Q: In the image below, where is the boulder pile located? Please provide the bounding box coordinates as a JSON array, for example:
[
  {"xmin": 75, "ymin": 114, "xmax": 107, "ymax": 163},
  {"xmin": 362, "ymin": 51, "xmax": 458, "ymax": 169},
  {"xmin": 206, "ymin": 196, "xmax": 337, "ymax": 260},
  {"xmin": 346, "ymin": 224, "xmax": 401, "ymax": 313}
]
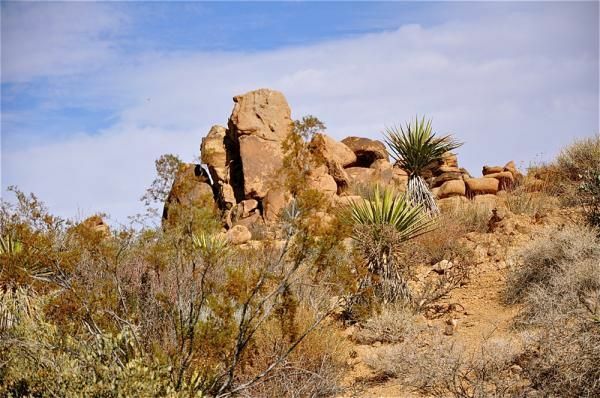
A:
[{"xmin": 163, "ymin": 88, "xmax": 526, "ymax": 240}]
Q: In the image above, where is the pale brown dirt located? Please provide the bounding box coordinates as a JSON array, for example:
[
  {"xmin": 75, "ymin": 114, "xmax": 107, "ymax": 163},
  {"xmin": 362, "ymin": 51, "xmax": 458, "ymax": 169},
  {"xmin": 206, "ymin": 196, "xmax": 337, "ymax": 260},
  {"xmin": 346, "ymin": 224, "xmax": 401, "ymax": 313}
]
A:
[{"xmin": 337, "ymin": 207, "xmax": 581, "ymax": 397}]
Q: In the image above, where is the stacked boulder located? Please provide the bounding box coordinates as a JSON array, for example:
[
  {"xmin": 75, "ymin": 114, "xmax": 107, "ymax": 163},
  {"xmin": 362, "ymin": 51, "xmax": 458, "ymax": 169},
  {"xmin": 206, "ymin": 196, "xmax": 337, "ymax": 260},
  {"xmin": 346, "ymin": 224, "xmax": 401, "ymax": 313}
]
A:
[
  {"xmin": 163, "ymin": 88, "xmax": 525, "ymax": 240},
  {"xmin": 164, "ymin": 89, "xmax": 408, "ymax": 235}
]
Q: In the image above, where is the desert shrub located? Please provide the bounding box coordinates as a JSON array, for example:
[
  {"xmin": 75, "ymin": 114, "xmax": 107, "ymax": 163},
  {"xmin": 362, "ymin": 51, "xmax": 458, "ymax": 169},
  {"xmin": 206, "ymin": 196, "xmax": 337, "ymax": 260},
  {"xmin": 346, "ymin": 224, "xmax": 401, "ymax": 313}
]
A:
[
  {"xmin": 506, "ymin": 224, "xmax": 600, "ymax": 397},
  {"xmin": 505, "ymin": 225, "xmax": 600, "ymax": 305},
  {"xmin": 505, "ymin": 189, "xmax": 556, "ymax": 217},
  {"xmin": 580, "ymin": 169, "xmax": 600, "ymax": 229},
  {"xmin": 245, "ymin": 312, "xmax": 349, "ymax": 397},
  {"xmin": 556, "ymin": 135, "xmax": 600, "ymax": 182},
  {"xmin": 0, "ymin": 300, "xmax": 194, "ymax": 397},
  {"xmin": 527, "ymin": 135, "xmax": 600, "ymax": 209},
  {"xmin": 364, "ymin": 334, "xmax": 524, "ymax": 398},
  {"xmin": 0, "ymin": 185, "xmax": 352, "ymax": 397},
  {"xmin": 352, "ymin": 303, "xmax": 419, "ymax": 345}
]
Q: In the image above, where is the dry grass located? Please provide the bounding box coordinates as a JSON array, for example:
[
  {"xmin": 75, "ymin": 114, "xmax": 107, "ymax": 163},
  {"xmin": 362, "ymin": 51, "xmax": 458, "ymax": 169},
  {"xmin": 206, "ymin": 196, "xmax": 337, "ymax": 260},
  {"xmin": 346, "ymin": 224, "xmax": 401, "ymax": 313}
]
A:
[
  {"xmin": 505, "ymin": 225, "xmax": 600, "ymax": 306},
  {"xmin": 352, "ymin": 304, "xmax": 420, "ymax": 345},
  {"xmin": 506, "ymin": 224, "xmax": 600, "ymax": 397},
  {"xmin": 364, "ymin": 333, "xmax": 525, "ymax": 398},
  {"xmin": 247, "ymin": 313, "xmax": 349, "ymax": 398}
]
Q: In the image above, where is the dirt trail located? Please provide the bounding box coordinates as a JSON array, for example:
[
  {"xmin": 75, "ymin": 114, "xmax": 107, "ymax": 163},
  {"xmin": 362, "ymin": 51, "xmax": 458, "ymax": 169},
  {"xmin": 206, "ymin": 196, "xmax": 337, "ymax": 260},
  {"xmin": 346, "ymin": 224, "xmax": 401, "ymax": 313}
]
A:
[{"xmin": 338, "ymin": 209, "xmax": 575, "ymax": 397}]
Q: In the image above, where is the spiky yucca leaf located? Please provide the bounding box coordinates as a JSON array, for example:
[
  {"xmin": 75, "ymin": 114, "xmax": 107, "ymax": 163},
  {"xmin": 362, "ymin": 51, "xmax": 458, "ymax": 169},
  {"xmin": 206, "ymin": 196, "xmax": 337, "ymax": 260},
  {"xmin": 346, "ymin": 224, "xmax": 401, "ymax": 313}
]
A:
[
  {"xmin": 193, "ymin": 232, "xmax": 229, "ymax": 260},
  {"xmin": 349, "ymin": 185, "xmax": 435, "ymax": 243},
  {"xmin": 384, "ymin": 116, "xmax": 463, "ymax": 176}
]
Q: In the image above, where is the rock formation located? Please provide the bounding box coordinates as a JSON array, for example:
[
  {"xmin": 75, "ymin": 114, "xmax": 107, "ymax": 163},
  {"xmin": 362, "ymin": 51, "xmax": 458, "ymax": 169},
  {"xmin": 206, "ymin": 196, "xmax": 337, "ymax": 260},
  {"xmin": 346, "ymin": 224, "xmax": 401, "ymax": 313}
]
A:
[{"xmin": 163, "ymin": 88, "xmax": 527, "ymax": 242}]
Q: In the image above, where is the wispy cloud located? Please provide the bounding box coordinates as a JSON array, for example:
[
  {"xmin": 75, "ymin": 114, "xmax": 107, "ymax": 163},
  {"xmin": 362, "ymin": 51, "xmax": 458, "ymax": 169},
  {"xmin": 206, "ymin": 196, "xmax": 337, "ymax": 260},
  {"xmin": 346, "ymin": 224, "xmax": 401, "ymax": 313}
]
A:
[{"xmin": 2, "ymin": 2, "xmax": 598, "ymax": 223}]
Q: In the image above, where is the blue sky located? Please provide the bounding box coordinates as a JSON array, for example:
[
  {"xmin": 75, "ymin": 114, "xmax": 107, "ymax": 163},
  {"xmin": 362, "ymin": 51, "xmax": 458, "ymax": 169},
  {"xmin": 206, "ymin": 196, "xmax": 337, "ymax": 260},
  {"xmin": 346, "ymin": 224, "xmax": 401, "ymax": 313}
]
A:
[{"xmin": 1, "ymin": 1, "xmax": 599, "ymax": 223}]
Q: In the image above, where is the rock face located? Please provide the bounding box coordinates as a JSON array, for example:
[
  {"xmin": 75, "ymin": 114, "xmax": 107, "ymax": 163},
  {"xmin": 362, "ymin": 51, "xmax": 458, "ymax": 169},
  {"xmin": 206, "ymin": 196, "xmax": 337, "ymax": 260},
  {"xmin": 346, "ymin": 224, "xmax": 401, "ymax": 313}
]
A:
[
  {"xmin": 342, "ymin": 137, "xmax": 389, "ymax": 167},
  {"xmin": 201, "ymin": 125, "xmax": 229, "ymax": 183},
  {"xmin": 228, "ymin": 89, "xmax": 292, "ymax": 199},
  {"xmin": 163, "ymin": 163, "xmax": 215, "ymax": 223}
]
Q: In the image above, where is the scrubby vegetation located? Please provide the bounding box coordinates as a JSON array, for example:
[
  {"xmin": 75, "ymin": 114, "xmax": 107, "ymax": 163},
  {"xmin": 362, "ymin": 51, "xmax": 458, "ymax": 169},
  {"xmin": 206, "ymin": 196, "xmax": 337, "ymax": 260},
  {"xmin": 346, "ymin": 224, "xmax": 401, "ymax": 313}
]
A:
[{"xmin": 1, "ymin": 130, "xmax": 598, "ymax": 397}]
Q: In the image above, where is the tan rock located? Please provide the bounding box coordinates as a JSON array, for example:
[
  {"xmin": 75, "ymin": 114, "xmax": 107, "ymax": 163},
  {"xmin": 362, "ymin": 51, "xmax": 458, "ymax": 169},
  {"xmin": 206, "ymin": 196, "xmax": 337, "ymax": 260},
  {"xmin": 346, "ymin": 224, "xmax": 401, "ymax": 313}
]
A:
[
  {"xmin": 465, "ymin": 177, "xmax": 499, "ymax": 196},
  {"xmin": 438, "ymin": 179, "xmax": 466, "ymax": 199},
  {"xmin": 341, "ymin": 136, "xmax": 389, "ymax": 167},
  {"xmin": 263, "ymin": 188, "xmax": 291, "ymax": 222},
  {"xmin": 216, "ymin": 182, "xmax": 236, "ymax": 209},
  {"xmin": 307, "ymin": 166, "xmax": 337, "ymax": 196},
  {"xmin": 228, "ymin": 89, "xmax": 291, "ymax": 199},
  {"xmin": 483, "ymin": 171, "xmax": 514, "ymax": 190},
  {"xmin": 436, "ymin": 165, "xmax": 461, "ymax": 175},
  {"xmin": 431, "ymin": 172, "xmax": 463, "ymax": 188},
  {"xmin": 82, "ymin": 215, "xmax": 110, "ymax": 237},
  {"xmin": 228, "ymin": 88, "xmax": 292, "ymax": 141},
  {"xmin": 239, "ymin": 199, "xmax": 258, "ymax": 218},
  {"xmin": 441, "ymin": 152, "xmax": 458, "ymax": 168},
  {"xmin": 233, "ymin": 212, "xmax": 262, "ymax": 229},
  {"xmin": 226, "ymin": 225, "xmax": 252, "ymax": 245},
  {"xmin": 310, "ymin": 133, "xmax": 356, "ymax": 167},
  {"xmin": 238, "ymin": 135, "xmax": 284, "ymax": 199},
  {"xmin": 201, "ymin": 125, "xmax": 229, "ymax": 182},
  {"xmin": 346, "ymin": 167, "xmax": 376, "ymax": 187},
  {"xmin": 482, "ymin": 165, "xmax": 504, "ymax": 176}
]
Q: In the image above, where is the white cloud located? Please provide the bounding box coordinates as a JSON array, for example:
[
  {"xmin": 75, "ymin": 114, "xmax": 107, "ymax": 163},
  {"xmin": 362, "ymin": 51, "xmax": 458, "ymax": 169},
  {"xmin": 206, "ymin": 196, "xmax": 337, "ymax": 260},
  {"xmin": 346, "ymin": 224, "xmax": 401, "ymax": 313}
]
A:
[
  {"xmin": 1, "ymin": 2, "xmax": 125, "ymax": 82},
  {"xmin": 2, "ymin": 2, "xmax": 598, "ymax": 223}
]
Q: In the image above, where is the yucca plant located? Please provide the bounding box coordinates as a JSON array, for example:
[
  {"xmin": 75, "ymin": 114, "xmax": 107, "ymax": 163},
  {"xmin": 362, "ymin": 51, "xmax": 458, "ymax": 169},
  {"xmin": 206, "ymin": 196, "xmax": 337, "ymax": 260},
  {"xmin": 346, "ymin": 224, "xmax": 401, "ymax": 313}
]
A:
[
  {"xmin": 384, "ymin": 116, "xmax": 463, "ymax": 214},
  {"xmin": 348, "ymin": 185, "xmax": 435, "ymax": 303}
]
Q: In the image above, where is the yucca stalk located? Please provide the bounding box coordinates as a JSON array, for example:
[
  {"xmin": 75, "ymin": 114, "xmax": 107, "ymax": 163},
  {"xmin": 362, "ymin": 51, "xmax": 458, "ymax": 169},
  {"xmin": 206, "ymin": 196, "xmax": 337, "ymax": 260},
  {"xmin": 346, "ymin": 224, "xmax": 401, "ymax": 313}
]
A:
[
  {"xmin": 384, "ymin": 116, "xmax": 463, "ymax": 214},
  {"xmin": 348, "ymin": 185, "xmax": 435, "ymax": 303}
]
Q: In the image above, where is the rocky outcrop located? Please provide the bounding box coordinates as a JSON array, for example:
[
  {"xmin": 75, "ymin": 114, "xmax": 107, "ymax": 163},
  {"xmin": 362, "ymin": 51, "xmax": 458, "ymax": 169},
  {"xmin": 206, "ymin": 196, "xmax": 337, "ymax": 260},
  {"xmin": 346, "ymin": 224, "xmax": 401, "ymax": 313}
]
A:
[
  {"xmin": 341, "ymin": 137, "xmax": 388, "ymax": 167},
  {"xmin": 165, "ymin": 88, "xmax": 526, "ymax": 234},
  {"xmin": 228, "ymin": 89, "xmax": 292, "ymax": 200}
]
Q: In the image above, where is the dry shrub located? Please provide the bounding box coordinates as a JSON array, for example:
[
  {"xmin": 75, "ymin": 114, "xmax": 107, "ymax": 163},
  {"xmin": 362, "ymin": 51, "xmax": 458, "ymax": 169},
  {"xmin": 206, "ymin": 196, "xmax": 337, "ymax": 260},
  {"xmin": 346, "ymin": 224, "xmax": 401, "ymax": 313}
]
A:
[
  {"xmin": 505, "ymin": 225, "xmax": 600, "ymax": 305},
  {"xmin": 245, "ymin": 311, "xmax": 349, "ymax": 398},
  {"xmin": 352, "ymin": 303, "xmax": 419, "ymax": 345},
  {"xmin": 364, "ymin": 333, "xmax": 525, "ymax": 398},
  {"xmin": 526, "ymin": 135, "xmax": 600, "ymax": 207},
  {"xmin": 556, "ymin": 134, "xmax": 600, "ymax": 181},
  {"xmin": 505, "ymin": 190, "xmax": 557, "ymax": 217},
  {"xmin": 506, "ymin": 224, "xmax": 600, "ymax": 397},
  {"xmin": 397, "ymin": 207, "xmax": 478, "ymax": 269}
]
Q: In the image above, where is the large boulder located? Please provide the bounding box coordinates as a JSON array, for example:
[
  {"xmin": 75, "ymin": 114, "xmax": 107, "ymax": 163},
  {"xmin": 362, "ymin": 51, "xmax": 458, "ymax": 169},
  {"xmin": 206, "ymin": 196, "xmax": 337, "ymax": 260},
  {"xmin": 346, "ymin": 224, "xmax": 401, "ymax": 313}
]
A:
[
  {"xmin": 201, "ymin": 125, "xmax": 229, "ymax": 183},
  {"xmin": 82, "ymin": 215, "xmax": 110, "ymax": 237},
  {"xmin": 465, "ymin": 177, "xmax": 499, "ymax": 196},
  {"xmin": 504, "ymin": 161, "xmax": 524, "ymax": 182},
  {"xmin": 229, "ymin": 88, "xmax": 292, "ymax": 141},
  {"xmin": 228, "ymin": 89, "xmax": 292, "ymax": 199},
  {"xmin": 307, "ymin": 165, "xmax": 338, "ymax": 196},
  {"xmin": 310, "ymin": 133, "xmax": 356, "ymax": 167},
  {"xmin": 263, "ymin": 188, "xmax": 291, "ymax": 222},
  {"xmin": 345, "ymin": 167, "xmax": 376, "ymax": 187},
  {"xmin": 437, "ymin": 179, "xmax": 466, "ymax": 199},
  {"xmin": 163, "ymin": 163, "xmax": 215, "ymax": 223},
  {"xmin": 341, "ymin": 137, "xmax": 389, "ymax": 167},
  {"xmin": 482, "ymin": 165, "xmax": 504, "ymax": 176},
  {"xmin": 226, "ymin": 225, "xmax": 252, "ymax": 245},
  {"xmin": 483, "ymin": 171, "xmax": 514, "ymax": 191}
]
